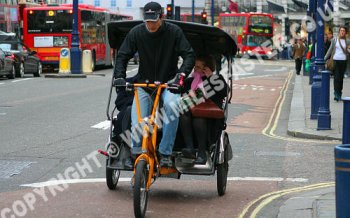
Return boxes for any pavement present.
[280,72,350,218]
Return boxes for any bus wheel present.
[91,51,96,72]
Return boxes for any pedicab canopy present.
[107,20,237,58]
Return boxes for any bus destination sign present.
[248,26,272,34]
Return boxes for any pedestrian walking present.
[292,38,306,75]
[325,26,350,101]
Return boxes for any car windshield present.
[0,43,18,51]
[0,31,17,41]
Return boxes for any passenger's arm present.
[324,39,334,60]
[114,30,137,79]
[175,28,195,77]
[205,74,228,100]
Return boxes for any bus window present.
[249,15,272,26]
[246,35,272,47]
[27,10,73,33]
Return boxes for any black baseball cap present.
[143,2,162,22]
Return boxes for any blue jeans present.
[131,88,180,156]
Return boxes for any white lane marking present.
[228,177,308,182]
[12,78,32,83]
[21,178,130,188]
[232,84,277,92]
[240,74,273,80]
[0,113,6,116]
[21,177,308,187]
[126,68,138,74]
[233,73,255,76]
[91,120,111,130]
[0,82,4,85]
[263,67,288,72]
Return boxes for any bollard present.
[343,97,350,144]
[70,47,82,74]
[317,70,331,130]
[335,145,350,218]
[82,50,93,74]
[310,75,321,120]
[59,48,71,74]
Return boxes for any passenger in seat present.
[180,55,227,164]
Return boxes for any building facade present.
[64,0,206,20]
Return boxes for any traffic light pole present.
[70,0,82,74]
[211,0,214,25]
[314,0,325,72]
[192,0,195,22]
[171,0,174,19]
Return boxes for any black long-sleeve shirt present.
[114,21,195,83]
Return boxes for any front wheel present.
[33,62,42,77]
[16,63,24,78]
[217,135,229,196]
[133,159,149,218]
[106,161,120,190]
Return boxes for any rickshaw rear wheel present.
[217,135,229,196]
[106,160,120,190]
[134,159,149,218]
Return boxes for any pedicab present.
[99,20,237,218]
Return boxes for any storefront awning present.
[267,0,286,13]
[292,0,308,10]
[339,2,349,10]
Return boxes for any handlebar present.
[113,73,185,91]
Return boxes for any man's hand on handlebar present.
[113,78,127,92]
[167,73,185,94]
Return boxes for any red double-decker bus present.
[219,13,274,58]
[18,0,42,38]
[22,4,132,69]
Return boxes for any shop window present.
[111,0,116,7]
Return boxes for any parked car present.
[0,48,15,79]
[0,42,42,77]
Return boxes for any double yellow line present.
[238,182,335,218]
[262,70,338,144]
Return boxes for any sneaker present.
[194,152,207,165]
[124,157,133,169]
[159,154,173,168]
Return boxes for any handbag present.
[190,99,224,119]
[326,57,334,71]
